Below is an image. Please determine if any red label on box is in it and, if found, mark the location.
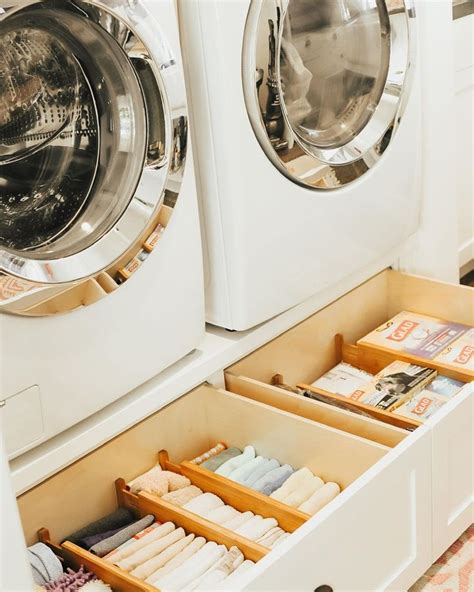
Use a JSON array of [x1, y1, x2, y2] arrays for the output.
[[413, 396, 433, 416], [387, 320, 419, 342], [455, 345, 474, 365]]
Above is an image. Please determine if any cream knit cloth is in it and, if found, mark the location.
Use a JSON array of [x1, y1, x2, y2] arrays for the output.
[[146, 537, 207, 583], [298, 482, 340, 515], [162, 485, 203, 507], [130, 533, 194, 579], [183, 493, 224, 517], [215, 446, 255, 477], [117, 527, 185, 572], [128, 466, 190, 496], [270, 467, 314, 501], [282, 475, 325, 507]]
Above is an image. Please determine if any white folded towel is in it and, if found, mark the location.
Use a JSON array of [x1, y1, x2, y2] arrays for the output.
[[243, 458, 280, 487], [235, 515, 278, 541], [184, 546, 244, 591], [217, 559, 255, 589], [107, 522, 175, 563], [270, 467, 314, 501], [256, 526, 285, 548], [147, 537, 206, 583], [222, 511, 254, 531], [131, 533, 194, 579], [282, 475, 325, 507], [298, 482, 340, 515], [227, 456, 265, 484], [204, 505, 241, 526], [272, 532, 290, 547], [215, 446, 255, 477], [183, 493, 224, 517], [117, 527, 185, 571]]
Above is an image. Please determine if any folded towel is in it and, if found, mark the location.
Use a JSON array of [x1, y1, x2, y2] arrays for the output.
[[128, 466, 191, 496], [234, 515, 278, 540], [201, 447, 241, 472], [281, 476, 325, 508], [218, 560, 255, 588], [270, 467, 314, 501], [106, 521, 174, 563], [89, 514, 155, 557], [228, 456, 266, 484], [243, 458, 280, 487], [256, 526, 285, 548], [204, 505, 241, 526], [63, 507, 136, 546], [28, 543, 63, 586], [183, 492, 224, 517], [79, 526, 127, 550], [215, 446, 255, 477], [162, 485, 203, 507], [186, 546, 244, 591], [252, 464, 294, 495], [222, 511, 254, 531], [117, 527, 185, 572], [130, 533, 194, 579], [78, 581, 113, 591], [272, 532, 290, 547], [146, 537, 207, 583], [189, 443, 226, 465], [298, 482, 340, 515], [156, 541, 226, 591]]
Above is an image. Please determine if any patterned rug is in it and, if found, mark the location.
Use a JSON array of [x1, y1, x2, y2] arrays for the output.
[[409, 525, 474, 592]]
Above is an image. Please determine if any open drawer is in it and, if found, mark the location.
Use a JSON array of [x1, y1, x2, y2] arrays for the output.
[[226, 269, 474, 569], [17, 382, 431, 591]]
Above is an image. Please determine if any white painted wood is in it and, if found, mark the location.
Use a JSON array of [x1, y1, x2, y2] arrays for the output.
[[239, 426, 433, 592], [427, 382, 474, 560]]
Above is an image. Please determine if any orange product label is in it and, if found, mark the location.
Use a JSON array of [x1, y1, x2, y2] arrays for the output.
[[412, 396, 433, 416], [387, 320, 419, 342]]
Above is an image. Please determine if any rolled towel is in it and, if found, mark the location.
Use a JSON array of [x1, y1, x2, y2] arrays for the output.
[[105, 521, 174, 563], [186, 546, 244, 591], [155, 541, 226, 591], [281, 475, 325, 508], [270, 467, 314, 501], [272, 532, 290, 547], [117, 527, 185, 571], [235, 515, 278, 541], [298, 482, 341, 515], [256, 526, 285, 548], [189, 443, 226, 465], [162, 485, 203, 507], [222, 511, 254, 531], [204, 505, 241, 526], [28, 543, 63, 586], [215, 446, 255, 477], [128, 467, 191, 496], [252, 464, 294, 496], [80, 526, 128, 550], [243, 458, 280, 487], [227, 456, 266, 484], [218, 560, 255, 588], [146, 537, 207, 583], [130, 533, 194, 580], [201, 447, 241, 472], [183, 492, 224, 517], [89, 514, 155, 557], [63, 507, 136, 546]]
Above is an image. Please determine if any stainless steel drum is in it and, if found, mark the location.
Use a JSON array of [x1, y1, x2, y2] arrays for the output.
[[243, 0, 415, 189], [0, 0, 187, 315]]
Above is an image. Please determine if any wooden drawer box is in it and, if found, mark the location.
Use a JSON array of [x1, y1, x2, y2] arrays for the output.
[[226, 269, 474, 584]]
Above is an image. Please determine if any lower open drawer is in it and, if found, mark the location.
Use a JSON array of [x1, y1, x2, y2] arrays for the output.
[[18, 382, 432, 591]]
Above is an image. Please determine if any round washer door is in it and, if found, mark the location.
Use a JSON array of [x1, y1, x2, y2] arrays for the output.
[[0, 0, 187, 315], [243, 0, 415, 189]]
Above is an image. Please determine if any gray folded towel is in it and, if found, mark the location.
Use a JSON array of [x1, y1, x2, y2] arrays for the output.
[[201, 447, 241, 472], [252, 464, 294, 495], [28, 542, 63, 586], [63, 507, 136, 546], [89, 514, 155, 557]]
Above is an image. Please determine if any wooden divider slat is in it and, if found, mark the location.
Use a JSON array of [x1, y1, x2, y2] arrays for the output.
[[135, 491, 267, 562], [179, 461, 309, 532]]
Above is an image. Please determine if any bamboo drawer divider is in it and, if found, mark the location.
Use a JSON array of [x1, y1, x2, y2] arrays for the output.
[[37, 528, 157, 592], [115, 478, 268, 562]]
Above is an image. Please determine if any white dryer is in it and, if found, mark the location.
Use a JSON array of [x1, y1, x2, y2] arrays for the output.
[[0, 0, 204, 457], [179, 0, 422, 330]]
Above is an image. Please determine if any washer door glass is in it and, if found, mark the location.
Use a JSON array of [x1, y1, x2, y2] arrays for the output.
[[243, 0, 414, 189]]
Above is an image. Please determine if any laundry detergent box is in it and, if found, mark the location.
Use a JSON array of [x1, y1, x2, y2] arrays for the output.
[[357, 311, 473, 376], [311, 362, 374, 396]]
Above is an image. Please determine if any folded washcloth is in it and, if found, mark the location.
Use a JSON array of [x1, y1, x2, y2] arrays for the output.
[[146, 537, 207, 583], [79, 581, 113, 591], [243, 458, 280, 487], [252, 464, 294, 495], [130, 533, 194, 580], [281, 476, 325, 508], [106, 521, 174, 563], [162, 485, 203, 507], [155, 541, 226, 591], [183, 492, 224, 517], [227, 456, 266, 484], [185, 546, 244, 591], [128, 466, 191, 496], [222, 511, 254, 532], [217, 560, 255, 588], [201, 447, 241, 472], [117, 527, 185, 571], [256, 526, 285, 548], [44, 566, 96, 591], [63, 507, 136, 546], [270, 467, 314, 501], [204, 505, 241, 526], [235, 515, 278, 541], [189, 443, 226, 465], [215, 446, 255, 477], [89, 514, 155, 557], [298, 482, 340, 515], [272, 532, 290, 547], [28, 543, 63, 586], [79, 525, 127, 550]]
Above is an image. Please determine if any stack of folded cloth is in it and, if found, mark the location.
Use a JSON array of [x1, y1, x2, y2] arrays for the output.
[[192, 444, 341, 515], [103, 519, 255, 590]]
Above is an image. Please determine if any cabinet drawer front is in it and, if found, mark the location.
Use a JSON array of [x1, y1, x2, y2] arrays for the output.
[[241, 428, 432, 592], [428, 384, 474, 559]]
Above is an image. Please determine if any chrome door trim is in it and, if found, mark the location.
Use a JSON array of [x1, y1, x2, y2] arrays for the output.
[[242, 0, 417, 190]]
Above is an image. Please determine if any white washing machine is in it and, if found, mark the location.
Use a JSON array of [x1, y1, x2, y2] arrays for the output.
[[0, 0, 204, 458], [179, 0, 422, 330]]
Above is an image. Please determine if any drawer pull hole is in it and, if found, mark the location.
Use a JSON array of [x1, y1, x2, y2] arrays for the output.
[[314, 586, 333, 592]]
